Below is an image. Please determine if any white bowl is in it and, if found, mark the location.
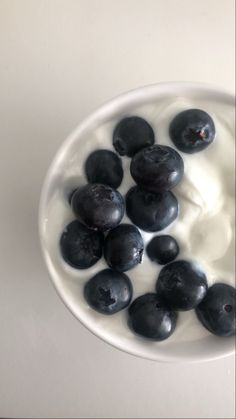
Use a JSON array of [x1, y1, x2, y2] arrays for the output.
[[39, 82, 235, 362]]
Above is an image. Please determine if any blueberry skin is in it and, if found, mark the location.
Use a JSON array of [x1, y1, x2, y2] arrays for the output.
[[156, 260, 208, 311], [71, 184, 125, 232], [68, 188, 78, 205], [104, 224, 144, 272], [130, 145, 184, 193], [113, 116, 155, 157], [60, 220, 104, 269], [128, 293, 177, 340], [85, 149, 123, 189], [196, 283, 236, 337], [169, 109, 216, 154], [84, 269, 133, 314], [126, 186, 178, 232], [147, 235, 179, 265]]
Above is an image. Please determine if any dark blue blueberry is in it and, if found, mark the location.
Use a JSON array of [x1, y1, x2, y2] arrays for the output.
[[84, 269, 133, 314], [104, 224, 144, 272], [147, 235, 179, 265], [169, 109, 216, 153], [128, 293, 177, 340], [68, 188, 79, 205], [113, 116, 155, 157], [156, 260, 208, 311], [130, 145, 184, 192], [126, 186, 178, 232], [85, 149, 123, 189], [72, 183, 125, 232], [196, 283, 236, 337], [60, 220, 104, 269]]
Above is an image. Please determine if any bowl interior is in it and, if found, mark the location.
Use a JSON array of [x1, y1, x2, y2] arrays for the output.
[[39, 82, 235, 362]]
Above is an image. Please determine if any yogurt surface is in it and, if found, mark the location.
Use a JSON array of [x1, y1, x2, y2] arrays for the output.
[[42, 95, 235, 345]]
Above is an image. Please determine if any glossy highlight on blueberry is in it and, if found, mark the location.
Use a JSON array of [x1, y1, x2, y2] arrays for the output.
[[71, 183, 125, 232], [196, 283, 236, 337], [113, 116, 155, 157], [130, 144, 184, 192], [169, 109, 216, 153], [104, 224, 144, 272], [84, 269, 133, 314], [60, 220, 104, 269], [126, 186, 178, 232], [156, 260, 208, 311], [128, 293, 177, 340], [85, 149, 123, 189]]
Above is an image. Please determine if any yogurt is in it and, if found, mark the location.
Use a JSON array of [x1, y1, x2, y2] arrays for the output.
[[43, 96, 235, 343]]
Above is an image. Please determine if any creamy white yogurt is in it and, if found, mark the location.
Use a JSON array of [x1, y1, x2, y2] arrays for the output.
[[43, 96, 235, 343]]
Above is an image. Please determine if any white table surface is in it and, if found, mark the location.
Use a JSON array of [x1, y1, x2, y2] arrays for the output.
[[0, 1, 235, 418]]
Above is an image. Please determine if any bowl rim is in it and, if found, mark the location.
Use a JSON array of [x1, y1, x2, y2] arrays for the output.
[[39, 81, 235, 363]]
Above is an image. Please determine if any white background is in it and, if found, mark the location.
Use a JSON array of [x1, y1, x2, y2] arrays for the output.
[[0, 0, 235, 418]]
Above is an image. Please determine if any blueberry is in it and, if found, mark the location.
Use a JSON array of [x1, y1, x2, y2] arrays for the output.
[[72, 184, 125, 232], [84, 269, 133, 314], [147, 235, 179, 265], [126, 186, 178, 232], [156, 260, 208, 311], [104, 224, 144, 272], [68, 188, 78, 205], [113, 116, 155, 157], [85, 149, 123, 189], [60, 220, 104, 269], [196, 283, 236, 337], [169, 109, 216, 153], [130, 145, 184, 192], [128, 293, 177, 340]]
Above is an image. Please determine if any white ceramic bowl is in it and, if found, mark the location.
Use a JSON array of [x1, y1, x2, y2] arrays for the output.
[[39, 82, 235, 362]]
